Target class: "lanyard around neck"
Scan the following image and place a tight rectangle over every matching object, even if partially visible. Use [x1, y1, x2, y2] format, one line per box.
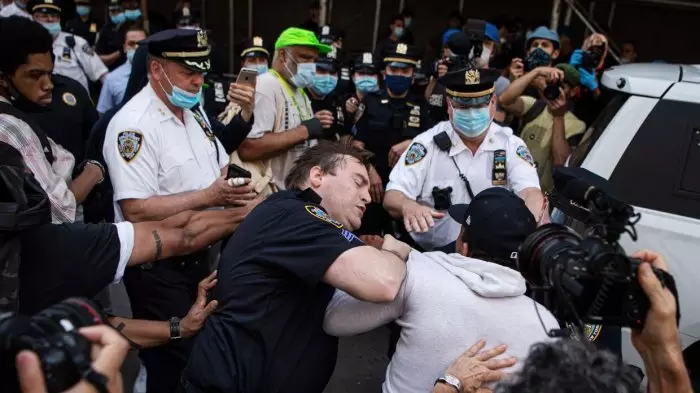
[269, 69, 312, 121]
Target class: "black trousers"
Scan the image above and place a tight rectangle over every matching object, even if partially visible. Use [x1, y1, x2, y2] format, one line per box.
[123, 252, 210, 393]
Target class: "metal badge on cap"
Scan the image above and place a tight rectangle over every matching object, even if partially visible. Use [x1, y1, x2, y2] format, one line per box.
[322, 25, 330, 35]
[183, 7, 190, 16]
[362, 53, 373, 64]
[397, 43, 408, 55]
[253, 36, 263, 47]
[197, 30, 208, 48]
[465, 69, 480, 85]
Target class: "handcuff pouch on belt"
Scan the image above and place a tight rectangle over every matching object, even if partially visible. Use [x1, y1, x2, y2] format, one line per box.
[492, 149, 507, 186]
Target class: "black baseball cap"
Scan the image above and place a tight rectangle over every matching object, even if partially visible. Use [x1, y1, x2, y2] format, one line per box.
[448, 187, 536, 262]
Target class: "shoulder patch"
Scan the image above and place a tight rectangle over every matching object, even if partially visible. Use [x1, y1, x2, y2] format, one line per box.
[82, 43, 94, 56]
[584, 324, 602, 342]
[405, 142, 427, 165]
[305, 205, 343, 228]
[62, 92, 77, 106]
[117, 130, 143, 162]
[516, 145, 535, 167]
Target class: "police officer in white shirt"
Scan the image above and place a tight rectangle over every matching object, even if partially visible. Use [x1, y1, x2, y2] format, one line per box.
[383, 66, 545, 251]
[28, 0, 108, 93]
[103, 28, 258, 393]
[0, 0, 32, 18]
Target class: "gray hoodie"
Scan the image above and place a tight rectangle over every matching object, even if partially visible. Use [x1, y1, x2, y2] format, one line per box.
[324, 251, 559, 393]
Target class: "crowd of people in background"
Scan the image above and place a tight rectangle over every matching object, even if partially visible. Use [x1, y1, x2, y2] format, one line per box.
[0, 1, 693, 393]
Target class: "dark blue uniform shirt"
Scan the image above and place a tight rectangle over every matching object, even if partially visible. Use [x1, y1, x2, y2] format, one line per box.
[183, 189, 363, 393]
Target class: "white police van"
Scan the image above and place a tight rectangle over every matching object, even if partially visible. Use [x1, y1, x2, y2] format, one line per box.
[565, 63, 700, 386]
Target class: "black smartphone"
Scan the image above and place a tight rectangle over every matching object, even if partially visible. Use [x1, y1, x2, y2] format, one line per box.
[226, 163, 252, 180]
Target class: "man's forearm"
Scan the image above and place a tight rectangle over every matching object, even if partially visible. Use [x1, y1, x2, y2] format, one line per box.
[107, 317, 171, 348]
[424, 77, 438, 100]
[383, 190, 411, 220]
[69, 166, 102, 204]
[180, 207, 249, 252]
[551, 116, 572, 166]
[237, 126, 309, 161]
[643, 347, 693, 393]
[519, 187, 545, 218]
[99, 51, 121, 66]
[121, 189, 212, 223]
[499, 71, 537, 107]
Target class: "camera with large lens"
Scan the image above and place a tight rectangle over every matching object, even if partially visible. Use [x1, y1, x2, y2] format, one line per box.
[543, 81, 561, 101]
[518, 168, 679, 329]
[580, 45, 604, 72]
[440, 18, 487, 73]
[0, 298, 105, 393]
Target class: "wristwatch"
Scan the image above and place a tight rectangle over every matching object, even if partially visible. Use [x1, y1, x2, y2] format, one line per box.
[169, 317, 182, 340]
[435, 374, 461, 393]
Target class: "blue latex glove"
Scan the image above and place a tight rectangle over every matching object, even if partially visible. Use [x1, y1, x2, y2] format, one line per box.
[579, 67, 599, 91]
[569, 49, 584, 68]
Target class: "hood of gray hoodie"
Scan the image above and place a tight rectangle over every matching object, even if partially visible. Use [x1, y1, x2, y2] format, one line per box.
[419, 251, 527, 298]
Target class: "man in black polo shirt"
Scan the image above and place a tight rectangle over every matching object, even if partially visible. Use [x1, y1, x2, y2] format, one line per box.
[182, 141, 412, 393]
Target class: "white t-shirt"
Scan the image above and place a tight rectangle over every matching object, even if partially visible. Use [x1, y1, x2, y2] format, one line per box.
[0, 2, 32, 18]
[247, 71, 316, 190]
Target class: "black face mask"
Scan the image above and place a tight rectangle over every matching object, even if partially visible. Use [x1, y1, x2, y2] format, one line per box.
[0, 165, 51, 231]
[1, 73, 51, 114]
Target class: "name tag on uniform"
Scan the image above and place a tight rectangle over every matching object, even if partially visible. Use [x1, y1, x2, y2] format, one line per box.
[429, 94, 443, 107]
[62, 47, 72, 62]
[492, 149, 507, 186]
[214, 82, 226, 103]
[89, 23, 97, 33]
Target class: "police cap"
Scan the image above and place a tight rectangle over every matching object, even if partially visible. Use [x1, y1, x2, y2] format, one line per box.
[27, 0, 61, 14]
[318, 25, 344, 45]
[383, 42, 419, 69]
[146, 28, 211, 72]
[353, 52, 377, 74]
[316, 47, 340, 72]
[173, 6, 201, 27]
[75, 0, 91, 4]
[446, 31, 471, 57]
[439, 66, 501, 106]
[107, 0, 122, 10]
[240, 36, 269, 58]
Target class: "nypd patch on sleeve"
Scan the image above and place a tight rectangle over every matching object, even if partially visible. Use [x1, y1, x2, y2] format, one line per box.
[516, 145, 535, 167]
[117, 130, 143, 163]
[305, 205, 343, 228]
[405, 142, 427, 165]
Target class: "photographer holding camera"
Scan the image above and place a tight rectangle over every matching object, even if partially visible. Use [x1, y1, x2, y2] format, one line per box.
[498, 64, 585, 192]
[508, 26, 560, 81]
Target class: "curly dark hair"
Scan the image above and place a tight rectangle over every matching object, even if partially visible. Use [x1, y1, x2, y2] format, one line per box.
[495, 339, 641, 393]
[0, 16, 53, 76]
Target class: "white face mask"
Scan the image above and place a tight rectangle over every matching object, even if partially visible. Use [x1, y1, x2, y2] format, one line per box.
[477, 45, 492, 68]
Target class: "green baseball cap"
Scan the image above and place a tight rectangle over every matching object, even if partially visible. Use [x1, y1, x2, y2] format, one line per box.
[275, 27, 332, 54]
[556, 64, 581, 88]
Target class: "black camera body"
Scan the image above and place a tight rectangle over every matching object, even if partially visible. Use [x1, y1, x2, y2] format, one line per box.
[0, 298, 104, 393]
[581, 47, 603, 72]
[543, 81, 562, 101]
[519, 168, 680, 329]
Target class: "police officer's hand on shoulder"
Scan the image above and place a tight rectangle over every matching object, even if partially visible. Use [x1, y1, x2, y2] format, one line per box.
[402, 200, 445, 234]
[179, 271, 219, 339]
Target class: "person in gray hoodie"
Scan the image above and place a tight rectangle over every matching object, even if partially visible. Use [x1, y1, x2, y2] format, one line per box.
[324, 187, 559, 393]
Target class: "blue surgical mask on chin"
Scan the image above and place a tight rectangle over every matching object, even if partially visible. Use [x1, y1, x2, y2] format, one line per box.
[354, 75, 379, 93]
[111, 13, 126, 24]
[253, 64, 268, 75]
[159, 69, 202, 109]
[451, 106, 492, 138]
[124, 9, 142, 21]
[311, 74, 338, 96]
[41, 22, 61, 38]
[285, 53, 315, 88]
[76, 5, 91, 16]
[385, 74, 412, 95]
[126, 49, 136, 63]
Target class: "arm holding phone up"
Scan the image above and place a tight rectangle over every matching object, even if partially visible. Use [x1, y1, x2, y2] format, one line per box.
[209, 68, 258, 154]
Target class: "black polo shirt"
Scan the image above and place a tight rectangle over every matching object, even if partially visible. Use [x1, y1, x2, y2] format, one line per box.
[33, 74, 98, 165]
[96, 22, 126, 71]
[18, 222, 124, 315]
[65, 17, 100, 47]
[183, 189, 364, 393]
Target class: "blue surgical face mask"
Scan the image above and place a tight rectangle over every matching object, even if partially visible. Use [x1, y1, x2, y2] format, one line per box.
[76, 5, 91, 16]
[393, 26, 404, 38]
[41, 22, 61, 38]
[126, 49, 136, 63]
[110, 12, 126, 25]
[404, 18, 412, 28]
[159, 68, 202, 109]
[253, 64, 268, 74]
[385, 74, 412, 95]
[124, 9, 141, 21]
[451, 106, 492, 138]
[311, 74, 338, 96]
[285, 53, 315, 88]
[354, 75, 379, 94]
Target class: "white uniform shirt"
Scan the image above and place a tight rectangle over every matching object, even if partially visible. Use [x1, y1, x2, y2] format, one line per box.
[103, 84, 228, 222]
[247, 71, 316, 190]
[0, 2, 32, 18]
[52, 32, 108, 93]
[387, 121, 540, 250]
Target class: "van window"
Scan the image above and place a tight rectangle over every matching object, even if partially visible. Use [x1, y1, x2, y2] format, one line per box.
[569, 94, 629, 168]
[608, 100, 700, 220]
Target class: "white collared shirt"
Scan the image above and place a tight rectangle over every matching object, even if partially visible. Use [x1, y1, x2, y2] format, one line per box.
[52, 32, 108, 93]
[386, 121, 541, 250]
[103, 83, 228, 222]
[0, 2, 32, 19]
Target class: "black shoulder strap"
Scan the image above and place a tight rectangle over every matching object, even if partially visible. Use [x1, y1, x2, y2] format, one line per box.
[0, 102, 54, 164]
[64, 35, 89, 79]
[519, 99, 548, 133]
